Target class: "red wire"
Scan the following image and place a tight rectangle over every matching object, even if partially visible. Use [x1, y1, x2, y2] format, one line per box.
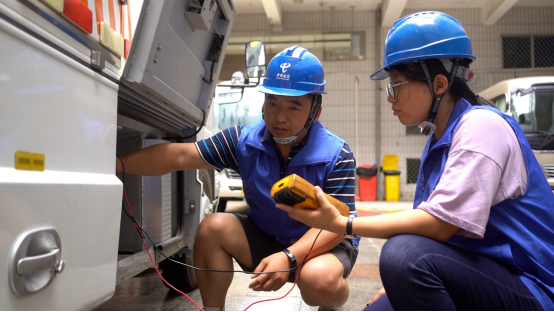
[117, 170, 341, 311]
[242, 234, 342, 311]
[138, 230, 204, 311]
[117, 170, 204, 311]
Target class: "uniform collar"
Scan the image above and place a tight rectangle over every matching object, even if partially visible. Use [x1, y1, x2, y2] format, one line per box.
[436, 97, 473, 146]
[421, 98, 473, 160]
[248, 121, 337, 165]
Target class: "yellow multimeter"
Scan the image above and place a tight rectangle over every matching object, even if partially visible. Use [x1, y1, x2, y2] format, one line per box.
[270, 174, 350, 217]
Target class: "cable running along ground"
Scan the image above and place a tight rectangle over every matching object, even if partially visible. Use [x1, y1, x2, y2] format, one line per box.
[115, 161, 342, 310]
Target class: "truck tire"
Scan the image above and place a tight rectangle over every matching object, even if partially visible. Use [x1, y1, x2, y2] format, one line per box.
[159, 251, 198, 292]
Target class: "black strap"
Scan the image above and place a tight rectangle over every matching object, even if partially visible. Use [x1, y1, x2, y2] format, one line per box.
[302, 93, 322, 131]
[419, 59, 460, 135]
[345, 215, 356, 238]
[282, 248, 297, 269]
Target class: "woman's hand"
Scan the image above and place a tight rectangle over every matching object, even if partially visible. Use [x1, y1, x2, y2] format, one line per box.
[276, 186, 346, 234]
[365, 287, 386, 308]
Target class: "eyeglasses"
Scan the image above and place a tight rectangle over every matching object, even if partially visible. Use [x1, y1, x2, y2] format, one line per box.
[386, 81, 410, 100]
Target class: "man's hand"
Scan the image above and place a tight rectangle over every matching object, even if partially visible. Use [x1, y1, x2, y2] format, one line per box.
[276, 186, 346, 234]
[249, 252, 291, 292]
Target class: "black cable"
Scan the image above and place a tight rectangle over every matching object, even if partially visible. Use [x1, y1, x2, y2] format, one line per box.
[137, 212, 321, 274]
[202, 60, 216, 84]
[310, 229, 323, 251]
[116, 155, 125, 184]
[116, 155, 145, 239]
[201, 34, 223, 84]
[182, 109, 206, 139]
[149, 228, 325, 275]
[116, 156, 328, 275]
[116, 155, 129, 218]
[163, 109, 206, 141]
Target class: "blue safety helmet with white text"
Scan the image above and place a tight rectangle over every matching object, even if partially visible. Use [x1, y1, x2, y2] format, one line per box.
[259, 46, 326, 144]
[371, 12, 476, 135]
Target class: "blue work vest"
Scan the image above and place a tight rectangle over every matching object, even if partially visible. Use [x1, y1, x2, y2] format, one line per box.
[414, 98, 554, 310]
[236, 120, 345, 245]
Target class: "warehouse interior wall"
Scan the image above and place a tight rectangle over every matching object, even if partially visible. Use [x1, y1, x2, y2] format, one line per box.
[224, 6, 554, 200]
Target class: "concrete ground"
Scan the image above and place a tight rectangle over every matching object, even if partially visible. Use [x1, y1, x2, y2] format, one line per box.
[95, 201, 412, 311]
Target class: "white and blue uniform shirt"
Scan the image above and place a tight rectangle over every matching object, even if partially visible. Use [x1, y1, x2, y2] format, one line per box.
[195, 121, 358, 245]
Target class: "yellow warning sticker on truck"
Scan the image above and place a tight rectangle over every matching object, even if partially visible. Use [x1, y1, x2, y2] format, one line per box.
[15, 151, 45, 171]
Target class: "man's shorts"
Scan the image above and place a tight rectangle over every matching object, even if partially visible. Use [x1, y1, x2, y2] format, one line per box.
[232, 213, 359, 283]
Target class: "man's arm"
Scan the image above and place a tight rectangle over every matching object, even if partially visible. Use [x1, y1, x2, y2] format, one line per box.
[116, 126, 243, 176]
[116, 143, 213, 176]
[288, 228, 345, 262]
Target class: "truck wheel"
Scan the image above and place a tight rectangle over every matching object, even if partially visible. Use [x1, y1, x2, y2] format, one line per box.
[159, 251, 198, 292]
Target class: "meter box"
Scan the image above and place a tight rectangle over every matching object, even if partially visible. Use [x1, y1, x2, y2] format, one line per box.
[121, 0, 235, 133]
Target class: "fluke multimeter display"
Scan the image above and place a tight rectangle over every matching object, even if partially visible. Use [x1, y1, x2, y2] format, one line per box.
[270, 174, 350, 217]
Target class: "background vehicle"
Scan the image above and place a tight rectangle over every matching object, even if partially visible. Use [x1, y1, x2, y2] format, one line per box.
[480, 77, 554, 190]
[211, 77, 265, 211]
[0, 0, 265, 309]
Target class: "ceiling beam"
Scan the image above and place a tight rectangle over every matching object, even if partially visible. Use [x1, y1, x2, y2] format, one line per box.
[381, 0, 408, 27]
[260, 0, 283, 31]
[482, 0, 519, 25]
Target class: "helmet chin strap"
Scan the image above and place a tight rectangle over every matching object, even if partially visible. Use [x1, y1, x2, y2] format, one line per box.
[272, 94, 322, 145]
[418, 58, 460, 136]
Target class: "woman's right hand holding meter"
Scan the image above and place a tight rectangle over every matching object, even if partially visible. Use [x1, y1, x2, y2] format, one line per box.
[277, 186, 347, 235]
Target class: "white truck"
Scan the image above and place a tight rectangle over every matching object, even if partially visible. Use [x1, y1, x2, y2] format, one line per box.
[480, 77, 554, 190]
[0, 0, 263, 309]
[212, 77, 265, 212]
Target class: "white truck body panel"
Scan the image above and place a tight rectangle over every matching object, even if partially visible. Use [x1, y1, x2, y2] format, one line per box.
[0, 0, 236, 309]
[0, 6, 122, 309]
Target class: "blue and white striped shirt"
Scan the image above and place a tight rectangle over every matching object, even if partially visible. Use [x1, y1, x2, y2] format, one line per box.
[195, 125, 357, 211]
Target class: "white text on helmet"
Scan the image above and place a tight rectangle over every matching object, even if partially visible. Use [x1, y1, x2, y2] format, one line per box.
[280, 63, 291, 73]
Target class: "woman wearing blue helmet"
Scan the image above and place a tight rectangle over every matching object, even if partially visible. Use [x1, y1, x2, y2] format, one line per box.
[278, 12, 554, 310]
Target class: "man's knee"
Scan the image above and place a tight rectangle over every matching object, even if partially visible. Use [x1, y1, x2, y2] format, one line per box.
[298, 257, 347, 306]
[300, 264, 338, 291]
[195, 213, 233, 245]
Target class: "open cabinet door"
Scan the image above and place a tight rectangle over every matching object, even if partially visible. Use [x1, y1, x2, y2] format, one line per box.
[119, 0, 236, 136]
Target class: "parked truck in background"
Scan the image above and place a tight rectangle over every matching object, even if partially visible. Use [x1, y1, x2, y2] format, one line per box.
[211, 75, 265, 211]
[0, 0, 268, 309]
[480, 76, 554, 190]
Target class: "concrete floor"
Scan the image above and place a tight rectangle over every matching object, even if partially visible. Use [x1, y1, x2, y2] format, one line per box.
[95, 201, 411, 311]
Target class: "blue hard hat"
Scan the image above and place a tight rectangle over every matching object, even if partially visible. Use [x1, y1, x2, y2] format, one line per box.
[371, 11, 476, 80]
[259, 46, 326, 96]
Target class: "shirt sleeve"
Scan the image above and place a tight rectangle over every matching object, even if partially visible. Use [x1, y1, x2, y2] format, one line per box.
[417, 109, 527, 239]
[325, 143, 357, 215]
[194, 125, 244, 172]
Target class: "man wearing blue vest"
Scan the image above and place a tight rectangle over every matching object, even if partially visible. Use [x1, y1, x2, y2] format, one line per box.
[117, 46, 359, 311]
